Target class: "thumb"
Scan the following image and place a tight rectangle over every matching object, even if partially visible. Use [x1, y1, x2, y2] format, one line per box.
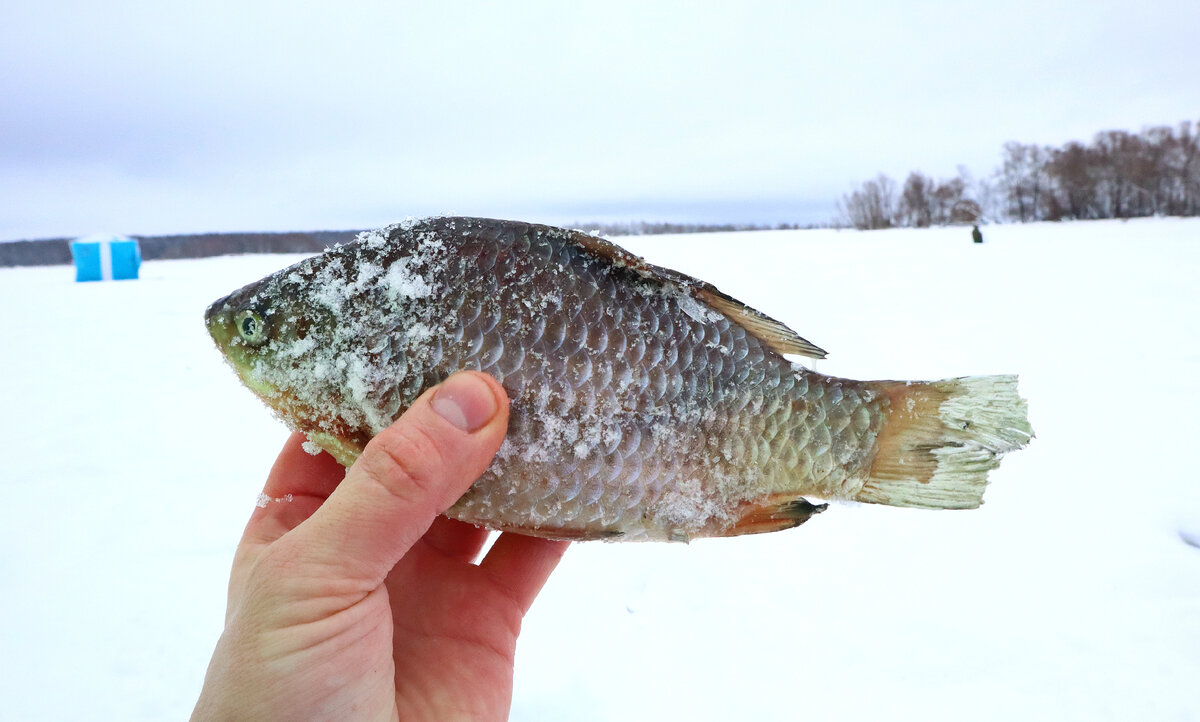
[277, 371, 509, 588]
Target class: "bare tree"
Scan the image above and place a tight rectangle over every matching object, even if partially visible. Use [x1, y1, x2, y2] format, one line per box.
[931, 176, 967, 225]
[1092, 130, 1151, 218]
[835, 118, 1200, 228]
[1045, 142, 1098, 220]
[973, 175, 1001, 222]
[998, 142, 1050, 222]
[898, 172, 934, 227]
[838, 174, 897, 230]
[1159, 120, 1200, 216]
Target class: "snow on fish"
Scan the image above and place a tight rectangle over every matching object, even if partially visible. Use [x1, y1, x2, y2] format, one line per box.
[204, 217, 1033, 541]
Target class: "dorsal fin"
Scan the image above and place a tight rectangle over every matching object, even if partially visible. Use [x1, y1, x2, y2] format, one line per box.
[547, 223, 828, 360]
[691, 286, 828, 359]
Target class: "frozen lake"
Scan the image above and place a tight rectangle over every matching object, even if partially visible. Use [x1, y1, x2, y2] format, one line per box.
[1, 218, 1197, 720]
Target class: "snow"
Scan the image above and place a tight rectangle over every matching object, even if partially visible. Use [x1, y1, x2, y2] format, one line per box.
[72, 233, 135, 244]
[1, 218, 1198, 720]
[256, 492, 294, 509]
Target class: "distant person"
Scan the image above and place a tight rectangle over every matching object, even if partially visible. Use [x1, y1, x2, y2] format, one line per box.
[972, 225, 983, 244]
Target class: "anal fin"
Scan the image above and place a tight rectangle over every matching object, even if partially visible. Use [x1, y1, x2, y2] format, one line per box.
[719, 494, 828, 537]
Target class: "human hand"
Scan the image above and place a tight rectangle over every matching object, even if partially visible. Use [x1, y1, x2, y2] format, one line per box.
[192, 371, 569, 721]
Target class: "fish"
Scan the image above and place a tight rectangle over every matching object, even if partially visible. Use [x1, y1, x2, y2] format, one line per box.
[205, 216, 1032, 542]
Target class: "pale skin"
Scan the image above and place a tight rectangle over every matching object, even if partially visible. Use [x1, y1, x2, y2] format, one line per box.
[192, 371, 569, 721]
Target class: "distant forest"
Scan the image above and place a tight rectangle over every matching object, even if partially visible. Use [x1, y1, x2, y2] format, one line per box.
[0, 222, 804, 268]
[0, 230, 355, 268]
[838, 119, 1200, 230]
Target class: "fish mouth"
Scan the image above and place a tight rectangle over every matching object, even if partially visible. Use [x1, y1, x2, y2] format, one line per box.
[204, 297, 282, 400]
[204, 299, 233, 349]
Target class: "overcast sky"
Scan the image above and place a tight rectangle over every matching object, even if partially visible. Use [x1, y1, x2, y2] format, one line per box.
[2, 0, 1198, 239]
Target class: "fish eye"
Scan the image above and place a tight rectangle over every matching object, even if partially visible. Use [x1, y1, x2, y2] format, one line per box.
[235, 309, 267, 346]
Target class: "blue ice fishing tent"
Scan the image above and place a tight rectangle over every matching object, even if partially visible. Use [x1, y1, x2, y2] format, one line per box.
[70, 234, 141, 282]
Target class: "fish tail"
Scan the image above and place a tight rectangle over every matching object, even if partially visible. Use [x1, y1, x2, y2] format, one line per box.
[855, 375, 1033, 509]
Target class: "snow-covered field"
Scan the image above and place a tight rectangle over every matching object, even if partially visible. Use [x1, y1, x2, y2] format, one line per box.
[1, 218, 1197, 720]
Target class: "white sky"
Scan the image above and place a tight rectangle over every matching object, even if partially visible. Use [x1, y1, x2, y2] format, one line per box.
[2, 0, 1198, 239]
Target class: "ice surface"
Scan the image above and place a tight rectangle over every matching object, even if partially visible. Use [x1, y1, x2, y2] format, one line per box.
[0, 220, 1198, 720]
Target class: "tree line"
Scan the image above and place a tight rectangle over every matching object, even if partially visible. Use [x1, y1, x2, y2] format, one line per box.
[838, 119, 1200, 229]
[1, 222, 822, 268]
[0, 230, 356, 268]
[572, 220, 812, 236]
[2, 221, 835, 267]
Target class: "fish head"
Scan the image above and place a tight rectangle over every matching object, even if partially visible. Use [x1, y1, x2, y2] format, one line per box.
[205, 275, 307, 399]
[204, 249, 395, 465]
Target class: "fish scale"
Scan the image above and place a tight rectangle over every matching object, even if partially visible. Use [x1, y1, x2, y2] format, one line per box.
[426, 220, 816, 536]
[206, 216, 1032, 541]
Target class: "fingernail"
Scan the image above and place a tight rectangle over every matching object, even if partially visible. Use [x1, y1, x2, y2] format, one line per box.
[431, 373, 498, 432]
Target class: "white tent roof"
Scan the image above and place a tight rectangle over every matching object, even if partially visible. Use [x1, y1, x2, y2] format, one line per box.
[73, 233, 135, 243]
